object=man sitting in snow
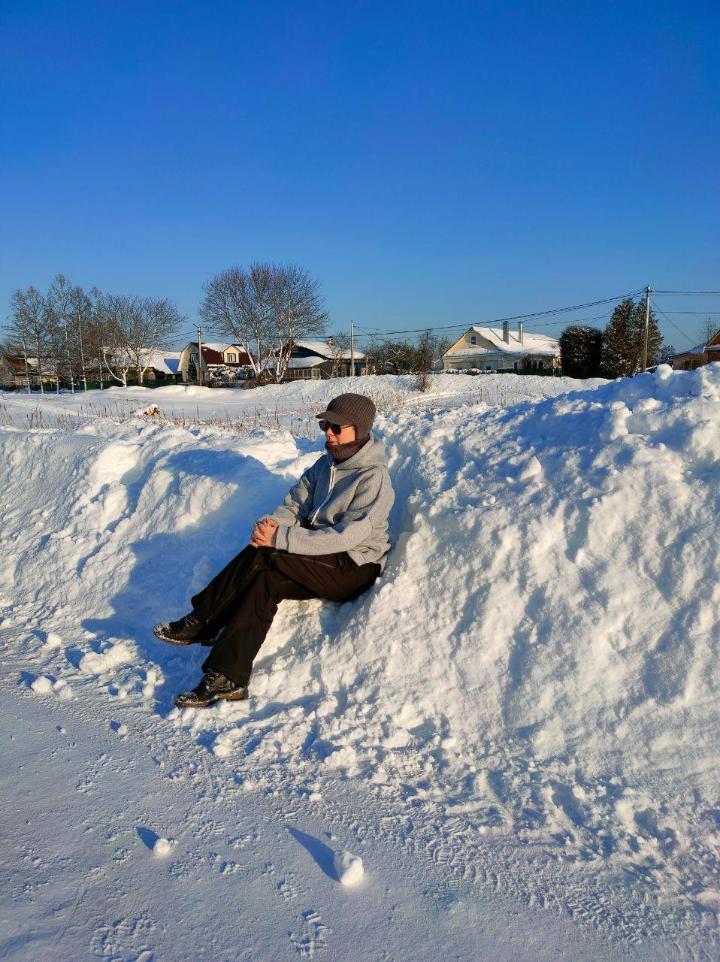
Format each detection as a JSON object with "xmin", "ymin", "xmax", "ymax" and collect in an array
[{"xmin": 153, "ymin": 393, "xmax": 394, "ymax": 708}]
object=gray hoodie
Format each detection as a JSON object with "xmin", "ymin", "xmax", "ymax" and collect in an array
[{"xmin": 270, "ymin": 435, "xmax": 394, "ymax": 568}]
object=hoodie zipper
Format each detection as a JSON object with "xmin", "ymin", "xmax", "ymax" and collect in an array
[{"xmin": 309, "ymin": 459, "xmax": 336, "ymax": 527}]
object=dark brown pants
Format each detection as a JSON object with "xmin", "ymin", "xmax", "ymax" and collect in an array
[{"xmin": 192, "ymin": 545, "xmax": 380, "ymax": 685}]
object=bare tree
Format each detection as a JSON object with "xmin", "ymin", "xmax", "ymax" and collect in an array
[
  {"xmin": 362, "ymin": 335, "xmax": 380, "ymax": 374},
  {"xmin": 371, "ymin": 339, "xmax": 416, "ymax": 374},
  {"xmin": 96, "ymin": 293, "xmax": 183, "ymax": 386},
  {"xmin": 6, "ymin": 287, "xmax": 53, "ymax": 393},
  {"xmin": 98, "ymin": 294, "xmax": 135, "ymax": 387},
  {"xmin": 415, "ymin": 330, "xmax": 434, "ymax": 392},
  {"xmin": 78, "ymin": 287, "xmax": 108, "ymax": 389},
  {"xmin": 327, "ymin": 333, "xmax": 351, "ymax": 377},
  {"xmin": 47, "ymin": 274, "xmax": 78, "ymax": 392},
  {"xmin": 47, "ymin": 274, "xmax": 96, "ymax": 392},
  {"xmin": 697, "ymin": 316, "xmax": 719, "ymax": 345},
  {"xmin": 200, "ymin": 263, "xmax": 274, "ymax": 375},
  {"xmin": 68, "ymin": 284, "xmax": 93, "ymax": 391},
  {"xmin": 127, "ymin": 297, "xmax": 184, "ymax": 384},
  {"xmin": 269, "ymin": 264, "xmax": 327, "ymax": 382},
  {"xmin": 201, "ymin": 262, "xmax": 327, "ymax": 382}
]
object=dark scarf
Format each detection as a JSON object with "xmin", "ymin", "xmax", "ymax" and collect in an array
[{"xmin": 326, "ymin": 436, "xmax": 369, "ymax": 463}]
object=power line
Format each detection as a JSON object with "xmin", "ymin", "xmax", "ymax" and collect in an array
[
  {"xmin": 651, "ymin": 310, "xmax": 720, "ymax": 315},
  {"xmin": 172, "ymin": 287, "xmax": 716, "ymax": 349},
  {"xmin": 353, "ymin": 311, "xmax": 616, "ymax": 342},
  {"xmin": 654, "ymin": 290, "xmax": 720, "ymax": 296},
  {"xmin": 522, "ymin": 310, "xmax": 614, "ymax": 329},
  {"xmin": 348, "ymin": 289, "xmax": 642, "ymax": 339},
  {"xmin": 653, "ymin": 306, "xmax": 698, "ymax": 348}
]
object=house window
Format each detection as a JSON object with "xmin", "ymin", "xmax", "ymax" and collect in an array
[
  {"xmin": 227, "ymin": 353, "xmax": 236, "ymax": 363},
  {"xmin": 470, "ymin": 335, "xmax": 477, "ymax": 345}
]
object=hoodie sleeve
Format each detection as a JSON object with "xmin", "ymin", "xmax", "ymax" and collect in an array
[
  {"xmin": 273, "ymin": 469, "xmax": 393, "ymax": 556},
  {"xmin": 269, "ymin": 462, "xmax": 317, "ymax": 527}
]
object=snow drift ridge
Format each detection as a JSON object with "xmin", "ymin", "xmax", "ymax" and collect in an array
[{"xmin": 2, "ymin": 364, "xmax": 719, "ymax": 917}]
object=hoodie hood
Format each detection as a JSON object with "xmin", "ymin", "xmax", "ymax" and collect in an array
[{"xmin": 327, "ymin": 433, "xmax": 388, "ymax": 473}]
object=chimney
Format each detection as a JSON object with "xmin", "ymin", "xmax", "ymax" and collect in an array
[
  {"xmin": 502, "ymin": 320, "xmax": 510, "ymax": 343},
  {"xmin": 518, "ymin": 322, "xmax": 524, "ymax": 345},
  {"xmin": 326, "ymin": 336, "xmax": 335, "ymax": 347}
]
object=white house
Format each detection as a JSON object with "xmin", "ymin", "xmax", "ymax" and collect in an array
[{"xmin": 443, "ymin": 322, "xmax": 560, "ymax": 373}]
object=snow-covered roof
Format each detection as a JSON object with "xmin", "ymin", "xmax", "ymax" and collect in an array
[
  {"xmin": 4, "ymin": 355, "xmax": 59, "ymax": 374},
  {"xmin": 202, "ymin": 342, "xmax": 241, "ymax": 353},
  {"xmin": 295, "ymin": 339, "xmax": 366, "ymax": 360},
  {"xmin": 265, "ymin": 355, "xmax": 325, "ymax": 370},
  {"xmin": 183, "ymin": 342, "xmax": 247, "ymax": 355},
  {"xmin": 447, "ymin": 327, "xmax": 559, "ymax": 358},
  {"xmin": 137, "ymin": 350, "xmax": 182, "ymax": 375},
  {"xmin": 288, "ymin": 356, "xmax": 326, "ymax": 369}
]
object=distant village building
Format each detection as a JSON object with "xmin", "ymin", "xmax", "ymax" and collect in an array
[
  {"xmin": 0, "ymin": 353, "xmax": 58, "ymax": 390},
  {"xmin": 98, "ymin": 349, "xmax": 183, "ymax": 385},
  {"xmin": 133, "ymin": 351, "xmax": 182, "ymax": 382},
  {"xmin": 0, "ymin": 348, "xmax": 183, "ymax": 390},
  {"xmin": 671, "ymin": 330, "xmax": 720, "ymax": 371},
  {"xmin": 178, "ymin": 342, "xmax": 252, "ymax": 383},
  {"xmin": 283, "ymin": 339, "xmax": 366, "ymax": 380},
  {"xmin": 443, "ymin": 323, "xmax": 560, "ymax": 373}
]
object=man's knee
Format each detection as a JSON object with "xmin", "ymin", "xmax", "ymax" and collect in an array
[
  {"xmin": 253, "ymin": 563, "xmax": 286, "ymax": 595},
  {"xmin": 252, "ymin": 546, "xmax": 279, "ymax": 569}
]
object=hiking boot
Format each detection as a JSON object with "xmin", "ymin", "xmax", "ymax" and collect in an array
[
  {"xmin": 175, "ymin": 669, "xmax": 249, "ymax": 709},
  {"xmin": 153, "ymin": 613, "xmax": 211, "ymax": 646}
]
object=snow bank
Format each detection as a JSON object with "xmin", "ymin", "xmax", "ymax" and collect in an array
[
  {"xmin": 79, "ymin": 642, "xmax": 134, "ymax": 675},
  {"xmin": 333, "ymin": 850, "xmax": 364, "ymax": 886},
  {"xmin": 3, "ymin": 366, "xmax": 720, "ymax": 925},
  {"xmin": 152, "ymin": 837, "xmax": 175, "ymax": 858},
  {"xmin": 29, "ymin": 675, "xmax": 73, "ymax": 699},
  {"xmin": 1, "ymin": 371, "xmax": 607, "ymax": 429}
]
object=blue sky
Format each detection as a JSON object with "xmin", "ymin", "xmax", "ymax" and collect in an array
[{"xmin": 1, "ymin": 1, "xmax": 718, "ymax": 349}]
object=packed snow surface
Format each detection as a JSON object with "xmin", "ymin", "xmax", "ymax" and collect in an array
[{"xmin": 2, "ymin": 368, "xmax": 719, "ymax": 960}]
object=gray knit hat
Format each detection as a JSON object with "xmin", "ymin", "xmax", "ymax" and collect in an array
[{"xmin": 315, "ymin": 393, "xmax": 376, "ymax": 439}]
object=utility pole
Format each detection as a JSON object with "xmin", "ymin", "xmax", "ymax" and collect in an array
[
  {"xmin": 22, "ymin": 338, "xmax": 31, "ymax": 394},
  {"xmin": 76, "ymin": 307, "xmax": 88, "ymax": 392},
  {"xmin": 61, "ymin": 317, "xmax": 74, "ymax": 393},
  {"xmin": 642, "ymin": 285, "xmax": 652, "ymax": 372},
  {"xmin": 350, "ymin": 320, "xmax": 355, "ymax": 378},
  {"xmin": 196, "ymin": 325, "xmax": 203, "ymax": 386}
]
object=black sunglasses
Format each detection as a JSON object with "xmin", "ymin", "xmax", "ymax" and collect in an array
[{"xmin": 318, "ymin": 420, "xmax": 349, "ymax": 434}]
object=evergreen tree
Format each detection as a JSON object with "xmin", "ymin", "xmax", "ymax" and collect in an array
[
  {"xmin": 658, "ymin": 343, "xmax": 676, "ymax": 365},
  {"xmin": 601, "ymin": 298, "xmax": 636, "ymax": 377},
  {"xmin": 630, "ymin": 299, "xmax": 663, "ymax": 369},
  {"xmin": 601, "ymin": 297, "xmax": 664, "ymax": 376},
  {"xmin": 559, "ymin": 325, "xmax": 603, "ymax": 378}
]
